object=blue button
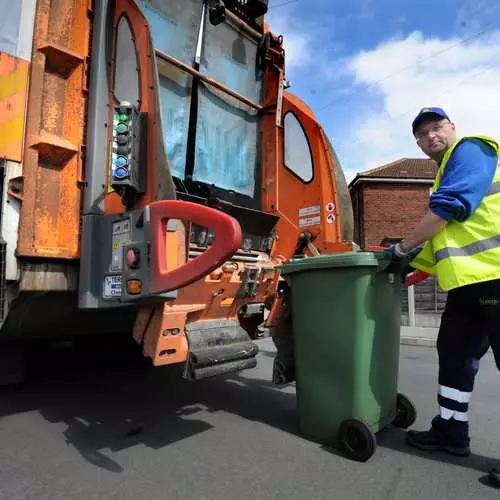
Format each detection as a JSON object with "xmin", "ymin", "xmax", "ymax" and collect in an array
[
  {"xmin": 114, "ymin": 167, "xmax": 128, "ymax": 180},
  {"xmin": 115, "ymin": 156, "xmax": 128, "ymax": 168}
]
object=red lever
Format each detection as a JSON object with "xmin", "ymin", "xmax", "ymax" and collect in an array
[
  {"xmin": 404, "ymin": 269, "xmax": 430, "ymax": 288},
  {"xmin": 148, "ymin": 200, "xmax": 242, "ymax": 294}
]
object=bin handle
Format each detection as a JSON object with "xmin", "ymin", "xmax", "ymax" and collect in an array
[
  {"xmin": 404, "ymin": 269, "xmax": 430, "ymax": 288},
  {"xmin": 148, "ymin": 200, "xmax": 242, "ymax": 294}
]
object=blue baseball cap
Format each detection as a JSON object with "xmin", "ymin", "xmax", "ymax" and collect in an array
[{"xmin": 412, "ymin": 107, "xmax": 451, "ymax": 134}]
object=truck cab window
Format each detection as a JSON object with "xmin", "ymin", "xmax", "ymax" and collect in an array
[
  {"xmin": 114, "ymin": 16, "xmax": 140, "ymax": 106},
  {"xmin": 284, "ymin": 112, "xmax": 313, "ymax": 183}
]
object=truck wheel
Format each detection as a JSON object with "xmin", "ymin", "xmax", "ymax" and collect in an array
[
  {"xmin": 393, "ymin": 393, "xmax": 417, "ymax": 428},
  {"xmin": 337, "ymin": 418, "xmax": 376, "ymax": 462}
]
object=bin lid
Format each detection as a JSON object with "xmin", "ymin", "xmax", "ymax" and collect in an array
[{"xmin": 281, "ymin": 251, "xmax": 388, "ymax": 275}]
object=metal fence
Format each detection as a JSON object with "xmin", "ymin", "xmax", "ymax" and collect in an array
[{"xmin": 401, "ymin": 276, "xmax": 447, "ymax": 327}]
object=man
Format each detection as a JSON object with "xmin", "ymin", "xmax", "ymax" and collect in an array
[{"xmin": 388, "ymin": 107, "xmax": 500, "ymax": 457}]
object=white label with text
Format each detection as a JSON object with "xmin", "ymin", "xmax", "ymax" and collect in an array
[
  {"xmin": 299, "ymin": 216, "xmax": 321, "ymax": 228},
  {"xmin": 299, "ymin": 205, "xmax": 320, "ymax": 217}
]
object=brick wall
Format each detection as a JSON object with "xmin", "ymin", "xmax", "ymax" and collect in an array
[{"xmin": 357, "ymin": 183, "xmax": 431, "ymax": 247}]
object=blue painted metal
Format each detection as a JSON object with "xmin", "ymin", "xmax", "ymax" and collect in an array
[
  {"xmin": 195, "ymin": 87, "xmax": 258, "ymax": 197},
  {"xmin": 194, "ymin": 21, "xmax": 262, "ymax": 197},
  {"xmin": 138, "ymin": 1, "xmax": 261, "ymax": 197},
  {"xmin": 158, "ymin": 73, "xmax": 192, "ymax": 180},
  {"xmin": 200, "ymin": 21, "xmax": 263, "ymax": 102},
  {"xmin": 138, "ymin": 0, "xmax": 202, "ymax": 180},
  {"xmin": 138, "ymin": 0, "xmax": 202, "ymax": 65}
]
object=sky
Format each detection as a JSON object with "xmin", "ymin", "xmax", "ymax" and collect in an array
[{"xmin": 265, "ymin": 0, "xmax": 500, "ymax": 183}]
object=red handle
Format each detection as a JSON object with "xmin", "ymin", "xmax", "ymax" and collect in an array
[
  {"xmin": 149, "ymin": 200, "xmax": 242, "ymax": 294},
  {"xmin": 404, "ymin": 269, "xmax": 430, "ymax": 287}
]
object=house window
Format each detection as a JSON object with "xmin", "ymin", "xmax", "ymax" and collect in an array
[{"xmin": 284, "ymin": 112, "xmax": 313, "ymax": 183}]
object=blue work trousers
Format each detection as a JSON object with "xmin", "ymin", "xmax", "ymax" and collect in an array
[{"xmin": 431, "ymin": 278, "xmax": 500, "ymax": 444}]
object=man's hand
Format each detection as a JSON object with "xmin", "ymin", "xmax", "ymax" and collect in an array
[
  {"xmin": 385, "ymin": 243, "xmax": 422, "ymax": 276},
  {"xmin": 389, "ymin": 242, "xmax": 408, "ymax": 258}
]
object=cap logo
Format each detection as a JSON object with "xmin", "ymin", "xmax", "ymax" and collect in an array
[{"xmin": 422, "ymin": 108, "xmax": 430, "ymax": 113}]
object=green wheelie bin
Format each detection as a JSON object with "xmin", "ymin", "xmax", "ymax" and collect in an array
[{"xmin": 281, "ymin": 251, "xmax": 416, "ymax": 462}]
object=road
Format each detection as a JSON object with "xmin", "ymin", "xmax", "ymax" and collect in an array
[{"xmin": 0, "ymin": 336, "xmax": 499, "ymax": 500}]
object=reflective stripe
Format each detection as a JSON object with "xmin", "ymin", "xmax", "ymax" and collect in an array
[
  {"xmin": 439, "ymin": 385, "xmax": 471, "ymax": 403},
  {"xmin": 453, "ymin": 411, "xmax": 469, "ymax": 422},
  {"xmin": 435, "ymin": 234, "xmax": 500, "ymax": 262},
  {"xmin": 440, "ymin": 407, "xmax": 454, "ymax": 420},
  {"xmin": 487, "ymin": 182, "xmax": 500, "ymax": 197},
  {"xmin": 440, "ymin": 406, "xmax": 469, "ymax": 422}
]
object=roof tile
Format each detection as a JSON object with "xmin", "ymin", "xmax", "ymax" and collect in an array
[{"xmin": 362, "ymin": 158, "xmax": 437, "ymax": 178}]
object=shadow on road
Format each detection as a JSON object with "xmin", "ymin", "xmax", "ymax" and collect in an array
[{"xmin": 0, "ymin": 335, "xmax": 497, "ymax": 485}]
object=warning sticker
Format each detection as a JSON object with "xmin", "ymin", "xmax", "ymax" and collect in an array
[
  {"xmin": 299, "ymin": 205, "xmax": 320, "ymax": 217},
  {"xmin": 299, "ymin": 216, "xmax": 321, "ymax": 228},
  {"xmin": 111, "ymin": 219, "xmax": 130, "ymax": 272},
  {"xmin": 103, "ymin": 275, "xmax": 122, "ymax": 299}
]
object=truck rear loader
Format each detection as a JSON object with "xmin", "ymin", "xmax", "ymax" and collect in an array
[{"xmin": 0, "ymin": 0, "xmax": 354, "ymax": 384}]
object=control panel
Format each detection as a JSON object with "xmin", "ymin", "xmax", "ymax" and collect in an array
[{"xmin": 110, "ymin": 101, "xmax": 146, "ymax": 203}]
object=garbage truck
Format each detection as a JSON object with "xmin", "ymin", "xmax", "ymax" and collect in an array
[{"xmin": 0, "ymin": 0, "xmax": 354, "ymax": 384}]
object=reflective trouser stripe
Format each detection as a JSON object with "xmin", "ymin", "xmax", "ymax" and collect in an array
[
  {"xmin": 440, "ymin": 407, "xmax": 468, "ymax": 422},
  {"xmin": 435, "ymin": 234, "xmax": 500, "ymax": 262},
  {"xmin": 439, "ymin": 385, "xmax": 471, "ymax": 403},
  {"xmin": 438, "ymin": 385, "xmax": 471, "ymax": 422}
]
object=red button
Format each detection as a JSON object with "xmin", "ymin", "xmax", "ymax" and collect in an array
[{"xmin": 127, "ymin": 248, "xmax": 140, "ymax": 269}]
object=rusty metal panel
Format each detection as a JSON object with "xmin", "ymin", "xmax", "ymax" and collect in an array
[
  {"xmin": 18, "ymin": 0, "xmax": 90, "ymax": 259},
  {"xmin": 0, "ymin": 53, "xmax": 29, "ymax": 162}
]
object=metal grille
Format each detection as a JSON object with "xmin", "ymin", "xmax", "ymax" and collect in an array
[{"xmin": 401, "ymin": 276, "xmax": 447, "ymax": 314}]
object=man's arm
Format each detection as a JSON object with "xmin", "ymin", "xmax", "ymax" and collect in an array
[
  {"xmin": 394, "ymin": 139, "xmax": 497, "ymax": 257},
  {"xmin": 397, "ymin": 211, "xmax": 447, "ymax": 253}
]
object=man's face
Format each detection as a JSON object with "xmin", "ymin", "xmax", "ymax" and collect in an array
[{"xmin": 414, "ymin": 116, "xmax": 457, "ymax": 161}]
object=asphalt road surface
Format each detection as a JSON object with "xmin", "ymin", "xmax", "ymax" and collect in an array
[{"xmin": 0, "ymin": 336, "xmax": 499, "ymax": 500}]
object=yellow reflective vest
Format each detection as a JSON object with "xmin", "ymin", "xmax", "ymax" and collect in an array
[{"xmin": 411, "ymin": 135, "xmax": 500, "ymax": 291}]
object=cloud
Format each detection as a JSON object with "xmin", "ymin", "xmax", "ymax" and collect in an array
[
  {"xmin": 337, "ymin": 29, "xmax": 500, "ymax": 181},
  {"xmin": 265, "ymin": 8, "xmax": 312, "ymax": 68}
]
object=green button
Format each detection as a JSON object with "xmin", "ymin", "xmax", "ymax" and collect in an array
[
  {"xmin": 116, "ymin": 123, "xmax": 128, "ymax": 134},
  {"xmin": 119, "ymin": 113, "xmax": 129, "ymax": 122}
]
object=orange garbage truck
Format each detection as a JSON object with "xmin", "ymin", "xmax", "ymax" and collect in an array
[{"xmin": 0, "ymin": 0, "xmax": 354, "ymax": 384}]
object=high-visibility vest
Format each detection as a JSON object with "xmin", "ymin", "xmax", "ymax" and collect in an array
[{"xmin": 411, "ymin": 135, "xmax": 500, "ymax": 291}]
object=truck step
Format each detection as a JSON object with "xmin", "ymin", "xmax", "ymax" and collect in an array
[{"xmin": 184, "ymin": 319, "xmax": 259, "ymax": 380}]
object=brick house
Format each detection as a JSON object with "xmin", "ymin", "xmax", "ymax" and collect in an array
[
  {"xmin": 349, "ymin": 158, "xmax": 446, "ymax": 327},
  {"xmin": 349, "ymin": 158, "xmax": 438, "ymax": 248}
]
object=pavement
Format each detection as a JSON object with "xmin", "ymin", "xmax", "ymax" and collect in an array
[
  {"xmin": 1, "ymin": 336, "xmax": 500, "ymax": 499},
  {"xmin": 401, "ymin": 326, "xmax": 439, "ymax": 348}
]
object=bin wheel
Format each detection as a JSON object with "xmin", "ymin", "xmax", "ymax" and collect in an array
[
  {"xmin": 393, "ymin": 393, "xmax": 417, "ymax": 428},
  {"xmin": 337, "ymin": 418, "xmax": 376, "ymax": 462}
]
